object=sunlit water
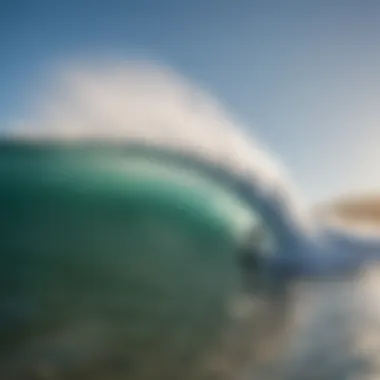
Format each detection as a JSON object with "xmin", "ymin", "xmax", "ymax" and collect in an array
[
  {"xmin": 250, "ymin": 265, "xmax": 380, "ymax": 380},
  {"xmin": 5, "ymin": 58, "xmax": 380, "ymax": 380}
]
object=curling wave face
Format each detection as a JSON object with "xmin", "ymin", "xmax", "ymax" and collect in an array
[
  {"xmin": 3, "ymin": 59, "xmax": 380, "ymax": 380},
  {"xmin": 8, "ymin": 60, "xmax": 313, "ymax": 238},
  {"xmin": 0, "ymin": 59, "xmax": 308, "ymax": 380}
]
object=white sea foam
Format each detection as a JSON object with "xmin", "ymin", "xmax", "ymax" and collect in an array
[
  {"xmin": 4, "ymin": 57, "xmax": 380, "ymax": 380},
  {"xmin": 6, "ymin": 57, "xmax": 312, "ymax": 235}
]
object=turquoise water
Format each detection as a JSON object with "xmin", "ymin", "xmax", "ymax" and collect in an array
[
  {"xmin": 0, "ymin": 144, "xmax": 287, "ymax": 379},
  {"xmin": 2, "ymin": 143, "xmax": 379, "ymax": 379}
]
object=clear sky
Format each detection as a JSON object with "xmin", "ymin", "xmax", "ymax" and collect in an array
[{"xmin": 1, "ymin": 0, "xmax": 379, "ymax": 203}]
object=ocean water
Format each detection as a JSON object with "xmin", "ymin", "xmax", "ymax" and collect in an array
[
  {"xmin": 250, "ymin": 266, "xmax": 380, "ymax": 380},
  {"xmin": 5, "ymin": 58, "xmax": 380, "ymax": 379}
]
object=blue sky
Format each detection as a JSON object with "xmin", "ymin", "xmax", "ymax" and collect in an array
[{"xmin": 1, "ymin": 0, "xmax": 379, "ymax": 203}]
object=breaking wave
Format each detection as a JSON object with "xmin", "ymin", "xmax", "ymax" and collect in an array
[{"xmin": 6, "ymin": 58, "xmax": 314, "ymax": 238}]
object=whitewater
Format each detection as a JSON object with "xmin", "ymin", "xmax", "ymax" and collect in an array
[{"xmin": 4, "ymin": 58, "xmax": 380, "ymax": 379}]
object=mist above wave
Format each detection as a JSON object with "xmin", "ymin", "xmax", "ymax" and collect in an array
[{"xmin": 7, "ymin": 58, "xmax": 312, "ymax": 232}]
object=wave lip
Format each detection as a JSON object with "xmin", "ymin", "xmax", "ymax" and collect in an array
[{"xmin": 7, "ymin": 59, "xmax": 315, "ymax": 250}]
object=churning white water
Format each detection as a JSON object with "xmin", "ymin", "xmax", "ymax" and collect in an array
[{"xmin": 6, "ymin": 58, "xmax": 380, "ymax": 379}]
